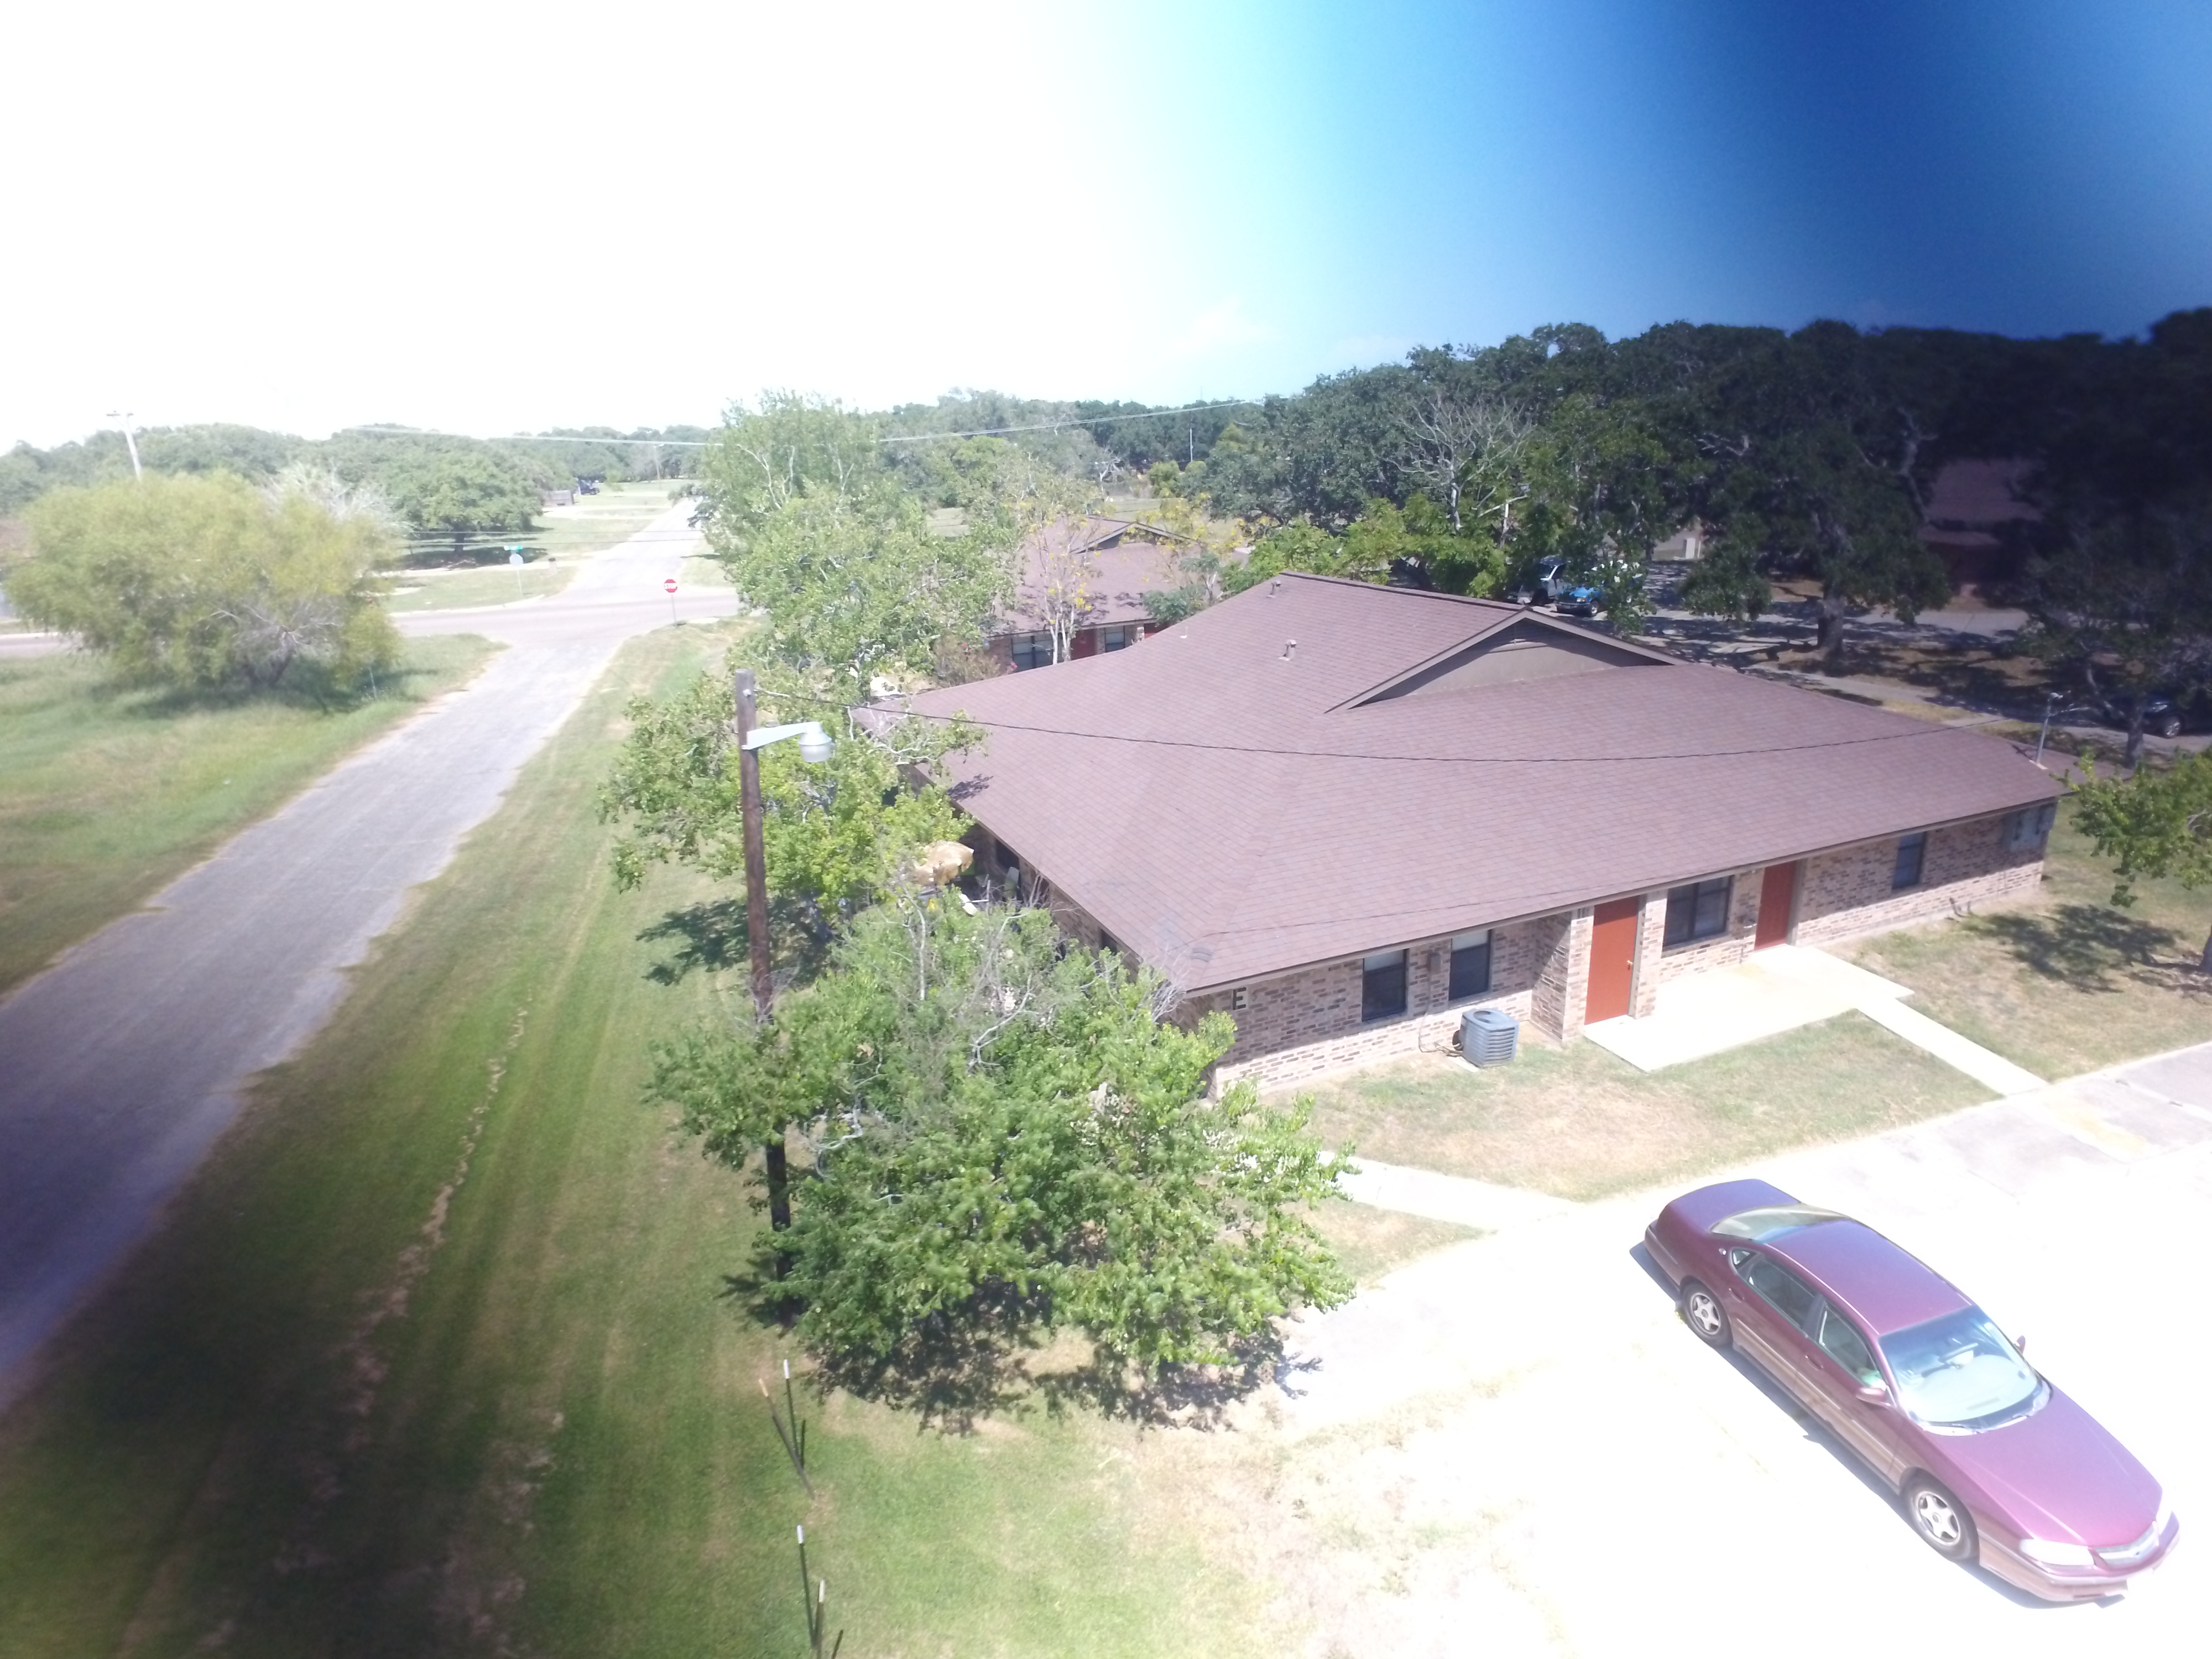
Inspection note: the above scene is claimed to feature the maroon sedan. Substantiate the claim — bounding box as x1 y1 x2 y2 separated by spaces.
1645 1178 2178 1600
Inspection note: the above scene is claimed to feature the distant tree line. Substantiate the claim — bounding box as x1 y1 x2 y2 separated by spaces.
1 421 709 559
1173 312 2212 752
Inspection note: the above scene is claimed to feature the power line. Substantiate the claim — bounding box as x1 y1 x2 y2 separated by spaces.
805 696 1963 768
341 398 1264 452
342 426 713 447
875 399 1262 444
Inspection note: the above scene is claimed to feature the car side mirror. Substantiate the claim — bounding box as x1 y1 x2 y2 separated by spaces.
1855 1381 1888 1405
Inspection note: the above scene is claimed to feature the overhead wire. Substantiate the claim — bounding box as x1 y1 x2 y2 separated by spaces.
341 398 1263 452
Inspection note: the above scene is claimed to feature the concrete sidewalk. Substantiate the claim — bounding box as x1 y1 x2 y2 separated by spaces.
1584 942 2047 1095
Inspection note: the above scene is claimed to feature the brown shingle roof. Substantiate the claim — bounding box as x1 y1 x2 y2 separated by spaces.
993 517 1186 633
909 575 2062 993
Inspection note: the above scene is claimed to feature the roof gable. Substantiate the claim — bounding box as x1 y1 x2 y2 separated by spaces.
1345 613 1671 706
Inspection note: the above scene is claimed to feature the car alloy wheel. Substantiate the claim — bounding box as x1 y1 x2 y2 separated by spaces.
1905 1478 1977 1562
1681 1280 1731 1348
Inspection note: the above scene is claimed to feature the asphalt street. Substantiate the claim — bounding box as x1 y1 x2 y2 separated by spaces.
1262 1041 2212 1657
0 506 738 1406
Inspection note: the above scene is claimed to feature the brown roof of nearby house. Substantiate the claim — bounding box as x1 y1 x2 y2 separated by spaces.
907 575 2062 994
993 517 1187 634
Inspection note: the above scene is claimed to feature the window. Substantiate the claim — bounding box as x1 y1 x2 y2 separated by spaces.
1663 878 1732 947
2004 803 2056 850
1098 930 1120 956
1009 632 1051 670
1100 625 1131 652
1816 1305 1882 1387
1361 950 1408 1022
1879 1307 2043 1430
1448 930 1492 1000
1732 1250 1819 1334
1892 831 1928 889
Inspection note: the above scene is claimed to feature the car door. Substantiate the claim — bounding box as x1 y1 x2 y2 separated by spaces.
1793 1300 1912 1486
1722 1248 1825 1411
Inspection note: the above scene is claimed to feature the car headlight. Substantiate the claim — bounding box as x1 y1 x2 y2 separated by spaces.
2018 1538 2096 1567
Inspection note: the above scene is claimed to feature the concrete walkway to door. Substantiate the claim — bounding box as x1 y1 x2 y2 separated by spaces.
1582 943 2048 1095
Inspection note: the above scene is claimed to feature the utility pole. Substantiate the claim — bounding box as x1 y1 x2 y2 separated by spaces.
106 411 142 481
731 666 789 1233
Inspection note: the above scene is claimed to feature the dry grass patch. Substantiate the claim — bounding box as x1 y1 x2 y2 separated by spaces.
1292 1016 1992 1201
1305 1204 1484 1287
1840 815 2212 1080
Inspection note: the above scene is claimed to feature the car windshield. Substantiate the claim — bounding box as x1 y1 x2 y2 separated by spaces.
1879 1307 2043 1430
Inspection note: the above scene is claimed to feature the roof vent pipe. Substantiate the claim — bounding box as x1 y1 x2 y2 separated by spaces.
1281 639 1297 660
1270 578 1282 595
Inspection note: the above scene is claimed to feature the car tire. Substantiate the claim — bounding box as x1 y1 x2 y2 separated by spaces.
1904 1477 1978 1563
2157 716 2182 738
1681 1280 1732 1349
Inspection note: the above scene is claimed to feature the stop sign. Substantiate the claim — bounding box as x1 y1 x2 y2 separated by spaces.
663 578 677 593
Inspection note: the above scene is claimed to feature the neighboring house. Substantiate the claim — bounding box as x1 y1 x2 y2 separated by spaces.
990 516 1189 670
1919 458 2038 596
905 575 2063 1086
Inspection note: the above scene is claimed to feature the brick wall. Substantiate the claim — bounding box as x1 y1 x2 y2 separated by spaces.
1793 815 2044 947
1206 915 1558 1089
1655 869 1765 984
1010 807 2046 1090
1529 909 1592 1041
1630 894 1667 1016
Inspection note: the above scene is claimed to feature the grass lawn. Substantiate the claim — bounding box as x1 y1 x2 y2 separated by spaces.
1295 1014 1994 1202
1840 814 2212 1081
0 620 1260 1659
384 483 680 614
0 635 496 1000
1306 1204 1484 1287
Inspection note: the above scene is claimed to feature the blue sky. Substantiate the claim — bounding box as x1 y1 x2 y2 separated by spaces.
3 1 2207 444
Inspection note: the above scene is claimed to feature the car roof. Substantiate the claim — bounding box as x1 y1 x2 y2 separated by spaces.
1761 1218 1972 1337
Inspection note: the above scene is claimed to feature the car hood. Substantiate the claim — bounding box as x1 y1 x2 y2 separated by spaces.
1940 1385 2161 1547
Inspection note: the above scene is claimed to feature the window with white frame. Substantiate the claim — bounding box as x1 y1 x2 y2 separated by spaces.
1009 632 1051 670
1100 625 1131 651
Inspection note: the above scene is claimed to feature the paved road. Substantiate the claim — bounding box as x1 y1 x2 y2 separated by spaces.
1260 1043 2212 1656
0 507 739 1407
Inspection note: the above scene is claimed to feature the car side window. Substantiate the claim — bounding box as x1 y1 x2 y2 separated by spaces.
1740 1253 1820 1334
1815 1304 1882 1386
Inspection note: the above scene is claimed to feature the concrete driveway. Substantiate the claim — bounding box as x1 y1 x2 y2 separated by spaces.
1256 1043 2212 1657
0 506 739 1407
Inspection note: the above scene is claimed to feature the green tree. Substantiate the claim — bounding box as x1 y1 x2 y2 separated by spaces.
600 664 979 947
10 472 399 693
650 900 1352 1381
2073 752 2212 972
1678 322 1949 673
2018 311 2212 769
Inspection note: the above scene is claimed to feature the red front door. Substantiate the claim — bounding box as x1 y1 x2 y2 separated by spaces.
1585 899 1640 1023
1755 862 1798 950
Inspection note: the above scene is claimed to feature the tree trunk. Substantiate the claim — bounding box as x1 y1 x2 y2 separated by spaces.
764 1138 792 1232
1817 593 1849 676
2122 706 2148 773
2199 922 2211 975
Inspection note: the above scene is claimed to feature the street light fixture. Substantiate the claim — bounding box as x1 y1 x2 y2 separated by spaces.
730 669 835 1240
105 411 143 481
